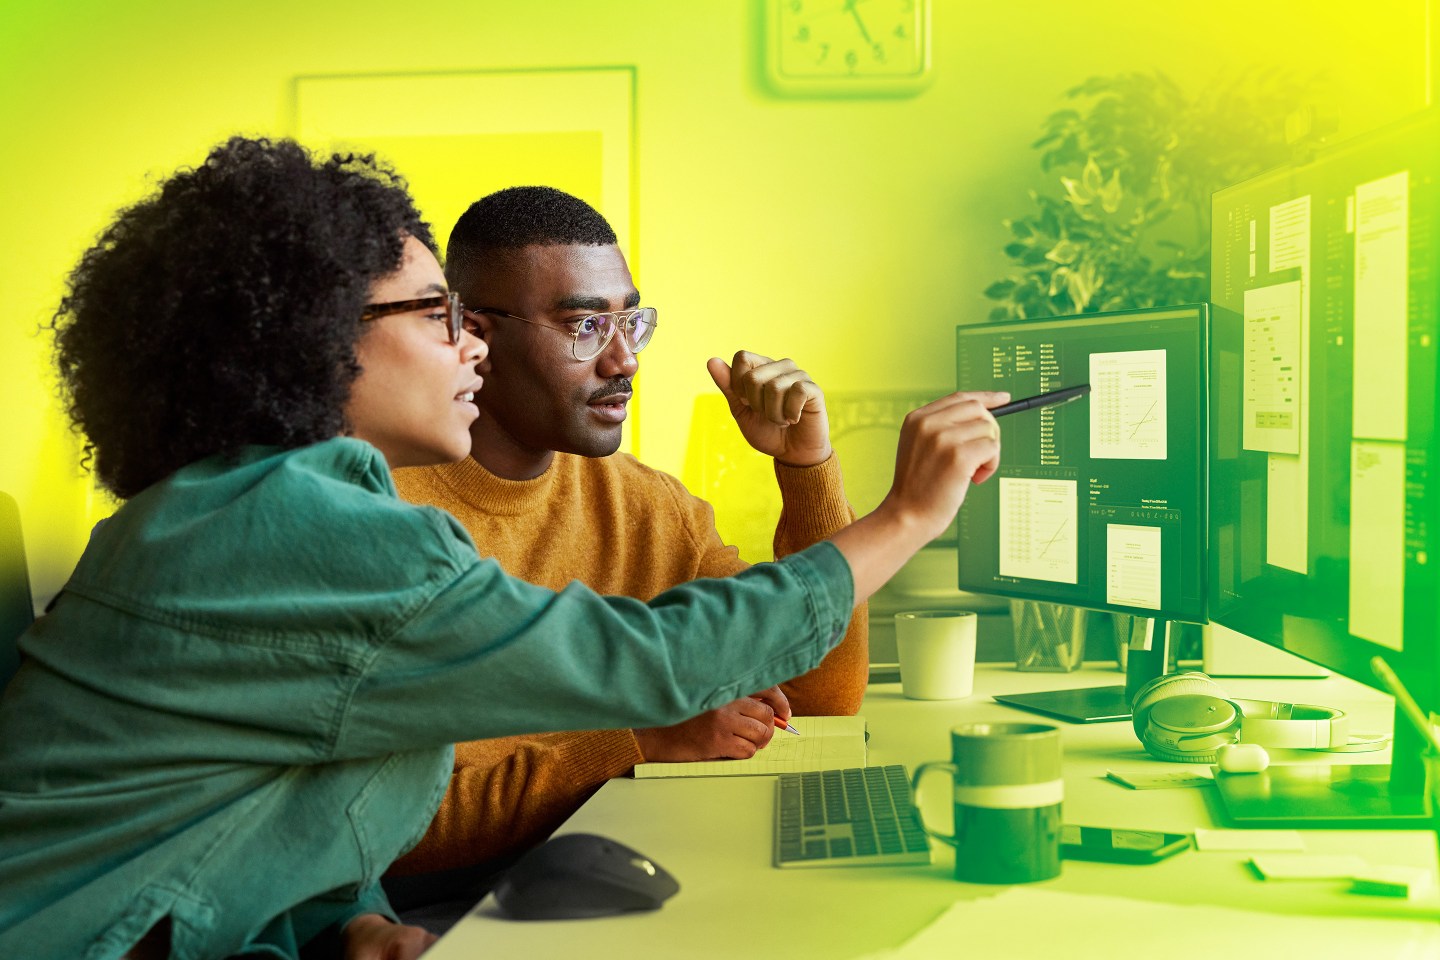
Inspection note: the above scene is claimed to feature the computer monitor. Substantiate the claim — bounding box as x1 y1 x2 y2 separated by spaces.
955 305 1215 721
1208 109 1440 827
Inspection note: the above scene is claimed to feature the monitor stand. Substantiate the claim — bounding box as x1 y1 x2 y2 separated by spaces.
992 615 1174 724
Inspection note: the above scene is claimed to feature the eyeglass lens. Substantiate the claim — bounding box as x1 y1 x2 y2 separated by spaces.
574 309 656 360
448 293 484 345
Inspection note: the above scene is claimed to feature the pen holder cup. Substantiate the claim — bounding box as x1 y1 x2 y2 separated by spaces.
1011 600 1086 672
912 723 1063 883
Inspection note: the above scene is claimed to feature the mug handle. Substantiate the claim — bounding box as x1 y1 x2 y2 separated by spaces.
911 762 959 848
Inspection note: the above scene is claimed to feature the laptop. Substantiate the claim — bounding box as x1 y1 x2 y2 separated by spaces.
992 684 1132 723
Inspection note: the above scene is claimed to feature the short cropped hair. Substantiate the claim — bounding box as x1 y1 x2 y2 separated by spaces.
445 186 616 290
51 136 435 499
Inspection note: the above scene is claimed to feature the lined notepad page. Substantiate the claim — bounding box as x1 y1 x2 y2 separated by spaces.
633 716 867 778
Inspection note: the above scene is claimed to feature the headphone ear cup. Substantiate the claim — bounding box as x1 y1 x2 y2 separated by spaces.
1130 672 1231 760
1130 672 1227 742
1144 695 1241 763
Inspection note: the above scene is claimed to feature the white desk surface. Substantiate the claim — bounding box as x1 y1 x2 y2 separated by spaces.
427 665 1439 959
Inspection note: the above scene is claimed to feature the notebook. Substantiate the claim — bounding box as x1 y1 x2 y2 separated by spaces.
633 715 867 778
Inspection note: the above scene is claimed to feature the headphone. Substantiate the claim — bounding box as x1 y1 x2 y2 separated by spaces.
1130 672 1357 763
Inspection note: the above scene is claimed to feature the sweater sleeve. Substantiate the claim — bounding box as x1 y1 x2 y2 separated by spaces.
388 730 643 875
685 456 868 716
769 456 869 716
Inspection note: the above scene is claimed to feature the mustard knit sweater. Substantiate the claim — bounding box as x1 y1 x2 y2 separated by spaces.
387 450 867 874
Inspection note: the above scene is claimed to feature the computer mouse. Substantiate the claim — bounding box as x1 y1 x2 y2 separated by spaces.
493 832 680 921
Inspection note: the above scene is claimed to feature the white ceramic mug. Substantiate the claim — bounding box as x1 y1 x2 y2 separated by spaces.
894 610 978 700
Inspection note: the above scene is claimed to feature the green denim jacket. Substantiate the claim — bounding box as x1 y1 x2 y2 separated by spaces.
0 438 853 959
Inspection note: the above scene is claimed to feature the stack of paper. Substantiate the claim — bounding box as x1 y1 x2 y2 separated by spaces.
860 888 1440 959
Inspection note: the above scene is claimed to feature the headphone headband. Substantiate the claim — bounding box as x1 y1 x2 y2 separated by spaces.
1231 699 1349 749
1131 672 1353 762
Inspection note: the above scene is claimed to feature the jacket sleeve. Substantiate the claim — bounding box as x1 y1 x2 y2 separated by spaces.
285 879 396 956
687 455 869 716
388 730 643 876
333 540 854 760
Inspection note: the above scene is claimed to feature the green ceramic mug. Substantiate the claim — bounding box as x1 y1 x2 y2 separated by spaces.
913 722 1063 883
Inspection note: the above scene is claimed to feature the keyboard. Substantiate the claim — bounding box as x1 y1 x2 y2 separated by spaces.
773 764 931 868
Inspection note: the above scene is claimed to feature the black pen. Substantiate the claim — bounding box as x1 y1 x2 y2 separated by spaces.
989 383 1091 418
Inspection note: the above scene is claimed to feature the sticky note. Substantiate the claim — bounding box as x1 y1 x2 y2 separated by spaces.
1350 866 1435 898
1250 854 1369 880
1105 769 1214 790
1193 828 1304 852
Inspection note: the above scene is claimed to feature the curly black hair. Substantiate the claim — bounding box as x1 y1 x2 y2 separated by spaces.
444 186 616 293
51 136 436 499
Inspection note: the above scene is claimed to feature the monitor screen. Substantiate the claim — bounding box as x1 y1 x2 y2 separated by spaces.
1208 109 1439 822
954 305 1210 622
1209 111 1439 709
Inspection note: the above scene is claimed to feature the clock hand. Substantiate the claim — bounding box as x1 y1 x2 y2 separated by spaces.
842 0 876 47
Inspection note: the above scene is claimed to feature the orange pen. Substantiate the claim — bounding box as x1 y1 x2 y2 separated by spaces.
774 717 800 736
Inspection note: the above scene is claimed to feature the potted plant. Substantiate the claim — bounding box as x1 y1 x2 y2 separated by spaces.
985 70 1314 320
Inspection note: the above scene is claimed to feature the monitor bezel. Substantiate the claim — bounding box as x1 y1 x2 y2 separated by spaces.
953 302 1212 623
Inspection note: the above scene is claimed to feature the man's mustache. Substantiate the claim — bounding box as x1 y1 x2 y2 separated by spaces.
588 378 633 403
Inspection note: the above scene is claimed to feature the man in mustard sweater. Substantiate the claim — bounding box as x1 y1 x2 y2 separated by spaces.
388 187 866 878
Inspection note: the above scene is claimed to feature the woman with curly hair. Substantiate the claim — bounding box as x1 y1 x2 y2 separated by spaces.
0 137 1005 960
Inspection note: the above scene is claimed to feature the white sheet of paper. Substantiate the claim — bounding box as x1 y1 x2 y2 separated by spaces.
1353 171 1409 442
871 888 1440 959
1089 349 1167 460
1261 195 1313 576
1243 279 1308 573
998 477 1078 584
1348 441 1405 650
1105 523 1162 609
1242 281 1302 455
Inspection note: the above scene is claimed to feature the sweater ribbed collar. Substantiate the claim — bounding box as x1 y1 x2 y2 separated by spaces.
425 453 561 518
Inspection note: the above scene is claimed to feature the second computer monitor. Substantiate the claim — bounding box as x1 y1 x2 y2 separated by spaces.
955 305 1210 621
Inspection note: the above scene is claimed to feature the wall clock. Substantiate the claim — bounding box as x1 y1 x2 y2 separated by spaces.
764 0 932 98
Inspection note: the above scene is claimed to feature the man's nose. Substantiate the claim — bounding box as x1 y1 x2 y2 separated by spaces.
596 329 639 378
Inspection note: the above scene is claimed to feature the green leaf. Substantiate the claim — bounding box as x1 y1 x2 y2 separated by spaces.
984 279 1018 299
1045 239 1081 264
